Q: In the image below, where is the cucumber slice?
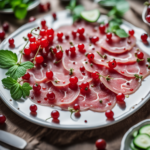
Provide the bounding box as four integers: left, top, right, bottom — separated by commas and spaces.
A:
133, 131, 138, 138
81, 9, 100, 23
134, 134, 150, 149
139, 125, 150, 136
130, 140, 140, 150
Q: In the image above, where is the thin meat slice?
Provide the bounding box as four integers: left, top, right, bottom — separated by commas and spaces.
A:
100, 34, 136, 54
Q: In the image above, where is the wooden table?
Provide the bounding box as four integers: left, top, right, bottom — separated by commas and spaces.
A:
0, 0, 149, 150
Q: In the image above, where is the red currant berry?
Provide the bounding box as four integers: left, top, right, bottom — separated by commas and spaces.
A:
95, 139, 106, 150
116, 93, 125, 103
51, 110, 59, 119
47, 35, 54, 43
106, 32, 112, 39
0, 30, 5, 40
33, 83, 41, 92
77, 27, 85, 35
52, 47, 57, 54
29, 42, 37, 51
80, 66, 85, 72
27, 33, 32, 39
24, 47, 31, 55
30, 104, 37, 112
47, 28, 54, 35
57, 32, 63, 40
148, 6, 150, 14
70, 46, 76, 53
22, 72, 30, 80
29, 36, 36, 42
105, 110, 114, 119
128, 29, 135, 36
141, 33, 148, 42
47, 2, 51, 10
88, 53, 94, 61
137, 51, 144, 59
41, 19, 46, 27
146, 14, 150, 23
2, 23, 9, 32
39, 3, 46, 12
65, 34, 69, 40
99, 24, 106, 33
52, 13, 57, 20
81, 82, 89, 90
72, 30, 77, 38
78, 43, 84, 52
70, 76, 78, 85
40, 38, 49, 48
73, 104, 80, 110
108, 59, 117, 68
0, 114, 6, 124
46, 71, 53, 79
65, 49, 69, 55
40, 29, 46, 36
29, 16, 36, 22
91, 36, 99, 44
47, 91, 55, 101
35, 55, 44, 64
91, 71, 99, 80
9, 38, 14, 45
55, 50, 63, 60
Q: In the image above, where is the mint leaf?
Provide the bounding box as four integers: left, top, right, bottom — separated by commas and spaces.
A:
115, 29, 129, 38
0, 50, 18, 69
70, 0, 76, 9
99, 0, 121, 7
20, 61, 34, 69
22, 82, 32, 98
2, 77, 17, 89
14, 3, 28, 19
73, 5, 84, 16
10, 83, 22, 100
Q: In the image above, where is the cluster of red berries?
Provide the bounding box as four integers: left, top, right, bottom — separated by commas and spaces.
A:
146, 5, 150, 23
39, 2, 51, 13
0, 22, 9, 41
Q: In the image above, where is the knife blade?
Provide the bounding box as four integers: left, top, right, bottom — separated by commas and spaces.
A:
0, 130, 27, 149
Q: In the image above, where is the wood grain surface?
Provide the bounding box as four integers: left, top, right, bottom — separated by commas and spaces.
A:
0, 0, 149, 150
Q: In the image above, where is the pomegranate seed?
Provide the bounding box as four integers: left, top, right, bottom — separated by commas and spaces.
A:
30, 104, 37, 112
27, 33, 32, 39
2, 23, 9, 32
70, 76, 78, 84
39, 3, 46, 12
108, 59, 117, 68
99, 24, 106, 33
141, 33, 148, 42
47, 35, 54, 43
46, 71, 53, 79
33, 83, 41, 92
37, 100, 41, 103
80, 66, 85, 72
73, 104, 80, 110
47, 2, 51, 10
137, 51, 144, 59
24, 47, 31, 55
105, 110, 114, 119
91, 71, 99, 80
87, 53, 94, 61
29, 36, 36, 42
47, 92, 55, 102
57, 32, 63, 41
22, 72, 30, 80
128, 29, 135, 36
47, 28, 54, 35
40, 29, 46, 36
95, 139, 106, 150
91, 36, 99, 44
0, 114, 6, 124
41, 19, 46, 27
106, 32, 112, 39
9, 38, 14, 45
55, 50, 63, 60
116, 93, 125, 103
29, 42, 37, 51
52, 13, 57, 20
0, 30, 5, 40
51, 110, 59, 119
77, 27, 85, 35
29, 16, 36, 22
146, 15, 150, 23
35, 55, 44, 64
72, 30, 77, 38
40, 38, 49, 48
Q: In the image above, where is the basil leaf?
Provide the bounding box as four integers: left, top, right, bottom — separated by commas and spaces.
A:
10, 83, 22, 100
115, 29, 129, 38
2, 77, 17, 89
22, 82, 32, 98
0, 50, 18, 69
14, 3, 28, 19
10, 0, 22, 8
108, 7, 117, 17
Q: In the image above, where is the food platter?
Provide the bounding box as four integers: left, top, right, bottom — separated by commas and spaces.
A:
0, 10, 150, 130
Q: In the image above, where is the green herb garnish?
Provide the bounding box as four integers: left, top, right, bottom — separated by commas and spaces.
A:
134, 74, 143, 80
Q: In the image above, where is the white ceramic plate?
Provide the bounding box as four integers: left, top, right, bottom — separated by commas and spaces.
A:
0, 11, 150, 130
0, 0, 40, 13
121, 119, 150, 150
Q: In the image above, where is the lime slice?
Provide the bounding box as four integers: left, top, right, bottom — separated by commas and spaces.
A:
81, 9, 100, 23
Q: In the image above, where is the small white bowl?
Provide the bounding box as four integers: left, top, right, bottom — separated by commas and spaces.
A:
120, 119, 150, 150
142, 6, 150, 26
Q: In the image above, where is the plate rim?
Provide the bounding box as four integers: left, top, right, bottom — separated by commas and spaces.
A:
0, 11, 150, 130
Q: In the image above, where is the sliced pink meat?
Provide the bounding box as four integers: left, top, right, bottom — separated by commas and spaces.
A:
100, 34, 136, 54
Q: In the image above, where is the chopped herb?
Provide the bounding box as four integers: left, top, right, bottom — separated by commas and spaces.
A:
148, 66, 150, 69
54, 80, 59, 83
91, 84, 94, 87
99, 74, 113, 81
136, 58, 144, 63
144, 1, 150, 6
97, 51, 107, 59
70, 68, 74, 75
54, 59, 62, 64
137, 48, 139, 51
69, 42, 74, 46
90, 63, 93, 67
134, 74, 143, 80
23, 37, 28, 41
85, 61, 88, 64
56, 45, 59, 49
60, 46, 63, 52
85, 53, 88, 57
50, 47, 55, 55
85, 87, 88, 91
99, 100, 103, 104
